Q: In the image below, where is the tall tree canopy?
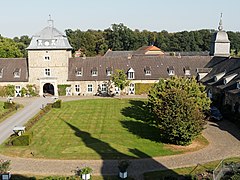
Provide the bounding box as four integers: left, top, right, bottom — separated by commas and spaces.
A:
2, 23, 240, 57
147, 77, 211, 145
0, 36, 24, 58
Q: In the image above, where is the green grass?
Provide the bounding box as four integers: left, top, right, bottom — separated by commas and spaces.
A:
144, 157, 240, 180
0, 101, 13, 123
0, 99, 182, 160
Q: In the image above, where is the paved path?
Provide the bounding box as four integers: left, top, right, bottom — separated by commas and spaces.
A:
0, 96, 240, 179
0, 97, 54, 144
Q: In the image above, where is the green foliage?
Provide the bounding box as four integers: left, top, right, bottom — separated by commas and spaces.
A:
0, 36, 23, 58
3, 102, 15, 109
148, 77, 210, 145
111, 69, 129, 91
25, 104, 52, 131
5, 85, 15, 97
21, 87, 27, 97
80, 167, 93, 175
0, 159, 11, 173
57, 84, 71, 96
52, 100, 62, 108
9, 133, 32, 146
135, 83, 154, 95
26, 84, 37, 96
0, 86, 7, 97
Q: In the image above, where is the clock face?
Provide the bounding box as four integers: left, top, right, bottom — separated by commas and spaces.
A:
44, 41, 50, 46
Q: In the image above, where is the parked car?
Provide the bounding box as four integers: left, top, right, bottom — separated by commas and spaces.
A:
210, 106, 223, 121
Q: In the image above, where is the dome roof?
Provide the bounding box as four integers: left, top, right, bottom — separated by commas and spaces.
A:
27, 23, 72, 50
212, 30, 230, 43
211, 14, 230, 43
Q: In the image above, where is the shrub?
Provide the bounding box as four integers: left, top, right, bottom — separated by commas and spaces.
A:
25, 104, 52, 131
0, 86, 7, 97
80, 167, 93, 175
3, 102, 15, 109
135, 83, 154, 95
58, 85, 71, 96
0, 159, 11, 174
5, 85, 15, 97
52, 100, 62, 108
9, 133, 32, 146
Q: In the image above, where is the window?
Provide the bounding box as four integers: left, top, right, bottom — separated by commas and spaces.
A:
87, 84, 93, 93
237, 82, 240, 89
75, 67, 82, 76
0, 68, 3, 78
144, 67, 151, 76
184, 66, 191, 76
127, 68, 135, 79
101, 83, 107, 93
13, 68, 21, 78
75, 84, 80, 92
106, 67, 113, 76
168, 66, 175, 76
91, 67, 98, 76
44, 56, 50, 61
44, 68, 51, 76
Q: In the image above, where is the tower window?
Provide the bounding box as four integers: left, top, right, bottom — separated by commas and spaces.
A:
44, 68, 51, 76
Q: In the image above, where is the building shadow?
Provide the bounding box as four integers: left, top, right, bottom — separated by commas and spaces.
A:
209, 119, 240, 141
64, 121, 184, 179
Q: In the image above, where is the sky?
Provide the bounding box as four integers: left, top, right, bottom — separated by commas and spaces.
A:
1, 0, 240, 38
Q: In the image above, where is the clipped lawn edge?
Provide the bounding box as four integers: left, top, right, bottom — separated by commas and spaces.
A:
144, 157, 240, 180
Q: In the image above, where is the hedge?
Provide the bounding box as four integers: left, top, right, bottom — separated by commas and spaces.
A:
9, 133, 33, 146
58, 84, 71, 96
135, 83, 155, 95
25, 104, 52, 131
52, 100, 61, 108
3, 102, 15, 109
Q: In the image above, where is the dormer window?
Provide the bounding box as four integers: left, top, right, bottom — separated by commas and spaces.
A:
223, 73, 238, 85
168, 66, 175, 76
91, 67, 98, 76
106, 67, 113, 76
214, 71, 226, 82
128, 68, 135, 79
237, 81, 240, 89
75, 67, 83, 77
0, 68, 3, 78
184, 66, 191, 76
13, 68, 21, 78
144, 66, 151, 76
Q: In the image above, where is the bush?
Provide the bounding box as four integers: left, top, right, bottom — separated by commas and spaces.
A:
9, 133, 32, 146
3, 102, 15, 109
0, 86, 7, 97
58, 85, 71, 96
52, 100, 62, 108
135, 83, 154, 95
0, 159, 11, 174
25, 104, 52, 131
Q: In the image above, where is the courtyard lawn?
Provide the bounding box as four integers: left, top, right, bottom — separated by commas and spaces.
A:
1, 99, 184, 159
0, 101, 11, 123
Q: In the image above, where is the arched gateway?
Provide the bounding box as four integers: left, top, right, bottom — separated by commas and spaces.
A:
43, 83, 54, 95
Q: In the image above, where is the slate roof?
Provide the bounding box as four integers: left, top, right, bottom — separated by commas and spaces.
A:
0, 58, 28, 82
104, 50, 134, 58
68, 56, 211, 81
27, 26, 72, 50
200, 57, 240, 95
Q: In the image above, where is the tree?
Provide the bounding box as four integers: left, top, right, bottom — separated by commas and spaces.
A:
0, 37, 23, 58
147, 76, 211, 145
111, 69, 129, 94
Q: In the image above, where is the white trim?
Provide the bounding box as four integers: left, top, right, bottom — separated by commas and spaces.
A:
87, 84, 93, 93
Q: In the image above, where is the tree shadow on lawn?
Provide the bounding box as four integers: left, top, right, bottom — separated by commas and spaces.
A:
64, 121, 182, 179
121, 100, 162, 142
